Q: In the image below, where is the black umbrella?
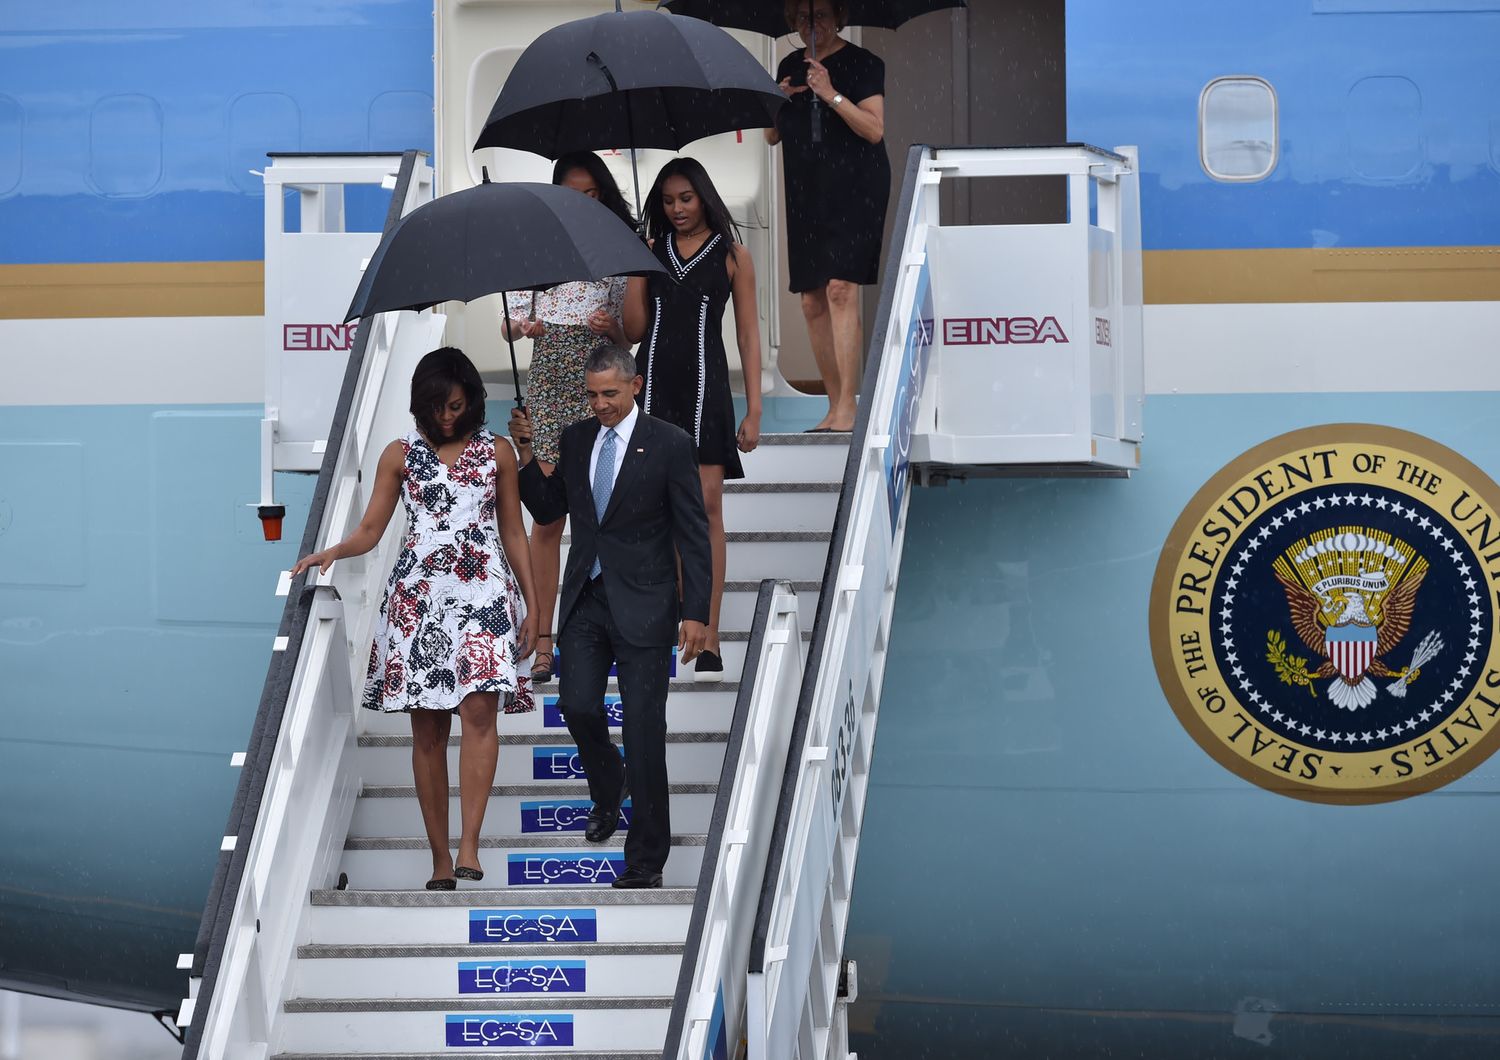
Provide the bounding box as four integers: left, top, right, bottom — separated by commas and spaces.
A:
345, 178, 665, 407
474, 6, 784, 218
656, 0, 965, 139
657, 0, 967, 35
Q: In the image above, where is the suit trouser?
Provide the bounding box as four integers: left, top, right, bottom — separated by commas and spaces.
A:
557, 576, 673, 873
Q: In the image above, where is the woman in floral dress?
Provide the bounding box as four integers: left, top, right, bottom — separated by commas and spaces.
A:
292, 347, 537, 890
505, 151, 633, 685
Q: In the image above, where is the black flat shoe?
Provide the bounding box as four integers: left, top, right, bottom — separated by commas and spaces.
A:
804, 426, 832, 433
454, 866, 484, 881
425, 877, 457, 891
693, 649, 724, 683
611, 866, 663, 889
585, 806, 621, 843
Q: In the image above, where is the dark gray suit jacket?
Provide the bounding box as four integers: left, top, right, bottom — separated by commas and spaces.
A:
518, 414, 711, 648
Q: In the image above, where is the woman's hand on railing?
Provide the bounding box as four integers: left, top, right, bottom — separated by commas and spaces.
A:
289, 548, 338, 578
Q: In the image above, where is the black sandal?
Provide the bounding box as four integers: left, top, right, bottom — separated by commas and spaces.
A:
531, 648, 555, 683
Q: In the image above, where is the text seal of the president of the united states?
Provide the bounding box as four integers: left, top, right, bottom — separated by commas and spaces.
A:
1150, 424, 1500, 803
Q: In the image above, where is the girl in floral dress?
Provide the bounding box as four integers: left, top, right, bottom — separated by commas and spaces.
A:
504, 151, 633, 685
292, 348, 537, 890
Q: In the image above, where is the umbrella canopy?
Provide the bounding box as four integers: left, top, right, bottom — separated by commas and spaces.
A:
474, 8, 784, 159
344, 181, 664, 322
656, 0, 966, 35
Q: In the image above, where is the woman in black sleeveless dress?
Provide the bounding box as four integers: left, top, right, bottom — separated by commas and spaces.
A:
766, 0, 890, 433
624, 158, 763, 681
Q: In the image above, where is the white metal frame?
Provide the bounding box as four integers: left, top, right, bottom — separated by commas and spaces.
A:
745, 147, 938, 1060
670, 583, 805, 1060
910, 144, 1143, 469
182, 161, 443, 1058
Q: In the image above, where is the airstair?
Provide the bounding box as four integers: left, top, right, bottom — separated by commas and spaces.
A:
178, 142, 1140, 1059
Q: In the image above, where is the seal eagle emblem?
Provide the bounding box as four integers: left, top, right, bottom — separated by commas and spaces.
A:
1271, 530, 1441, 711
1150, 425, 1500, 804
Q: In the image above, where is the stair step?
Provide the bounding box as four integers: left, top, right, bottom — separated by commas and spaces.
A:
277, 1053, 661, 1059
557, 533, 829, 581
736, 433, 849, 482
337, 841, 705, 891
276, 1002, 671, 1054
720, 484, 837, 530
298, 942, 682, 957
352, 732, 729, 786
343, 834, 709, 851
359, 687, 738, 735
292, 947, 683, 1000
722, 580, 819, 629
349, 788, 717, 838
305, 888, 693, 947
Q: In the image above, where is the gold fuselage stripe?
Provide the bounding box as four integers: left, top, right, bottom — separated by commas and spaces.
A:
1, 246, 1497, 320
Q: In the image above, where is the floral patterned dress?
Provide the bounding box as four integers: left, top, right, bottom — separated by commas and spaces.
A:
362, 428, 534, 714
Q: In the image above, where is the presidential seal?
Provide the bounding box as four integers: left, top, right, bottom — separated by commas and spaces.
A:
1149, 425, 1500, 803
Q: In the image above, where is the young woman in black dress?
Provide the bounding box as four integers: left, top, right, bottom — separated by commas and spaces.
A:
766, 0, 890, 433
623, 158, 762, 681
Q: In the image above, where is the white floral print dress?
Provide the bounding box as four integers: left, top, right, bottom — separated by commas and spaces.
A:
362, 428, 534, 714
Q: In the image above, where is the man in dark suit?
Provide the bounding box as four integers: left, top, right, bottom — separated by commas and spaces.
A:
511, 344, 710, 889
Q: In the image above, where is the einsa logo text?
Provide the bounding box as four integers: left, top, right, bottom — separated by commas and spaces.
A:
942, 316, 1069, 346
283, 323, 356, 351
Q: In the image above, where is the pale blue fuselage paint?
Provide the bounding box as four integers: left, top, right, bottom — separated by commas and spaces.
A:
846, 406, 1500, 1056
0, 405, 314, 1008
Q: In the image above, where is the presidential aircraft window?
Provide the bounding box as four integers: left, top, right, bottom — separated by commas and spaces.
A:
1199, 76, 1278, 182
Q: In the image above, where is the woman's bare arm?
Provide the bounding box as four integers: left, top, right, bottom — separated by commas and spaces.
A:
290, 440, 404, 575
623, 275, 650, 344
729, 244, 763, 452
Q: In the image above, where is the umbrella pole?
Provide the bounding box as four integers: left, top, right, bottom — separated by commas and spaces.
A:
809, 0, 822, 144
503, 296, 525, 417
626, 98, 644, 230
629, 145, 643, 230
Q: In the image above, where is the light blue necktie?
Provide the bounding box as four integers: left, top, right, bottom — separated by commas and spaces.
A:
590, 427, 617, 578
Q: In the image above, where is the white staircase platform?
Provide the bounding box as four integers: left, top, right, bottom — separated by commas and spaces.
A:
191, 405, 846, 1058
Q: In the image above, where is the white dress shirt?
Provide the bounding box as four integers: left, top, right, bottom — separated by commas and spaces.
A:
588, 403, 639, 499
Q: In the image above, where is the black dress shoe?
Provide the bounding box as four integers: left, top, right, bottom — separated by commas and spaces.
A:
611, 866, 663, 889
584, 806, 620, 843
425, 877, 457, 891
693, 649, 724, 683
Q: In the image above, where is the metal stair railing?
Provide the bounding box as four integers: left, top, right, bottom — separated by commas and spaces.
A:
179, 150, 437, 1060
662, 579, 805, 1060
745, 144, 937, 1060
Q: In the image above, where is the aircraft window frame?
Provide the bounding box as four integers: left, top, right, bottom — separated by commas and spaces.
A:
1198, 75, 1279, 183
